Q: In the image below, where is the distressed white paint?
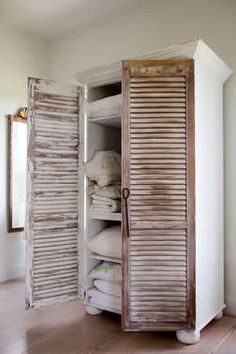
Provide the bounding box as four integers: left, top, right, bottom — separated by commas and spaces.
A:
26, 78, 80, 307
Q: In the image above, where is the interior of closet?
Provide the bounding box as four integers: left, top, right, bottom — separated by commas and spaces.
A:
83, 81, 122, 314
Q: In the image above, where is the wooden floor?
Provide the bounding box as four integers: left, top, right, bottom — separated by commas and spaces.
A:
0, 280, 236, 354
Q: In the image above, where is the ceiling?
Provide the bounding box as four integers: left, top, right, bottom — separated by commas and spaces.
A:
0, 0, 144, 39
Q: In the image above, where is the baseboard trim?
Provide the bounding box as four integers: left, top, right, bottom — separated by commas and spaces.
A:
224, 296, 236, 316
0, 277, 24, 285
0, 263, 25, 283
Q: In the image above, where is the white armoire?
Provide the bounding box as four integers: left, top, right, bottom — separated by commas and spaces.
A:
25, 39, 232, 344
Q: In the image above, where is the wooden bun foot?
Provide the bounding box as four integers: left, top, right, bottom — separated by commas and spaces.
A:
85, 305, 103, 315
214, 310, 223, 320
176, 329, 200, 344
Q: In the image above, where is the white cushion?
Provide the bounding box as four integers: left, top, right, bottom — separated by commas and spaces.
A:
87, 288, 121, 312
89, 261, 122, 282
94, 279, 121, 297
88, 225, 121, 259
85, 150, 121, 187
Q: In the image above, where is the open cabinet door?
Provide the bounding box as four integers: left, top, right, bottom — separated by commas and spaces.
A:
26, 78, 80, 308
122, 60, 195, 330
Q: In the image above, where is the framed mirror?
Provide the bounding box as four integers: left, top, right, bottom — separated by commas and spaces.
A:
8, 108, 27, 232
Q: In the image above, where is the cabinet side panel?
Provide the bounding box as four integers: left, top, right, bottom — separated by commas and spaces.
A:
195, 60, 224, 331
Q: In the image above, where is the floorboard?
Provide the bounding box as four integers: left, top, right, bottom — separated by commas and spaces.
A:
0, 280, 236, 354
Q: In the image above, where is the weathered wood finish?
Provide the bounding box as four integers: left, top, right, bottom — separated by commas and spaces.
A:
26, 78, 80, 307
122, 60, 195, 331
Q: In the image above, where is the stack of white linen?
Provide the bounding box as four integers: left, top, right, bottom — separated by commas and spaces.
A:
86, 151, 121, 214
89, 184, 121, 213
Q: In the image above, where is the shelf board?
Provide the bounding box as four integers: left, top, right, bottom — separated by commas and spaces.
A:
90, 212, 121, 221
85, 300, 121, 315
88, 114, 121, 128
89, 253, 121, 264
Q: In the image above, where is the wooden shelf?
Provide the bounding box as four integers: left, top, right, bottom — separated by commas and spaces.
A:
90, 212, 121, 221
88, 114, 121, 128
85, 300, 121, 315
89, 253, 121, 264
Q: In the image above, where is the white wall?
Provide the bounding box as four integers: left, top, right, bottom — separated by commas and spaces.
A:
0, 21, 48, 282
48, 0, 236, 315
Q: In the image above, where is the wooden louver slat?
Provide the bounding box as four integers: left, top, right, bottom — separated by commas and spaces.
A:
26, 78, 80, 308
122, 60, 195, 331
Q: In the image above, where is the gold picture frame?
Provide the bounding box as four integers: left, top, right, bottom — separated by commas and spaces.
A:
7, 107, 27, 232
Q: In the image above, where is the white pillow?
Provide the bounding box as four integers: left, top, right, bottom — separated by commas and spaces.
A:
94, 279, 121, 297
89, 261, 122, 282
87, 288, 121, 312
85, 150, 121, 187
88, 225, 121, 259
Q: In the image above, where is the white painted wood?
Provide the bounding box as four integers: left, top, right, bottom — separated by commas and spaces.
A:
80, 83, 122, 306
77, 62, 122, 87
194, 48, 231, 332
76, 39, 232, 87
214, 311, 224, 320
78, 83, 86, 298
26, 78, 80, 308
89, 114, 121, 128
176, 330, 200, 344
193, 40, 232, 83
90, 212, 122, 221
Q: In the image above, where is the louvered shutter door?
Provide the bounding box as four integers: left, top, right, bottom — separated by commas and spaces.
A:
122, 60, 195, 331
26, 78, 80, 307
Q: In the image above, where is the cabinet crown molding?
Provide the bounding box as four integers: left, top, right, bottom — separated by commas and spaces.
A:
76, 39, 232, 87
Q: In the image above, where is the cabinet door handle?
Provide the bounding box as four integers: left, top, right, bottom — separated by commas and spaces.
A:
122, 188, 130, 238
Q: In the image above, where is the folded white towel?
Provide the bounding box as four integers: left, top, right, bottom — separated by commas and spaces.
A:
90, 194, 121, 212
88, 183, 121, 199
